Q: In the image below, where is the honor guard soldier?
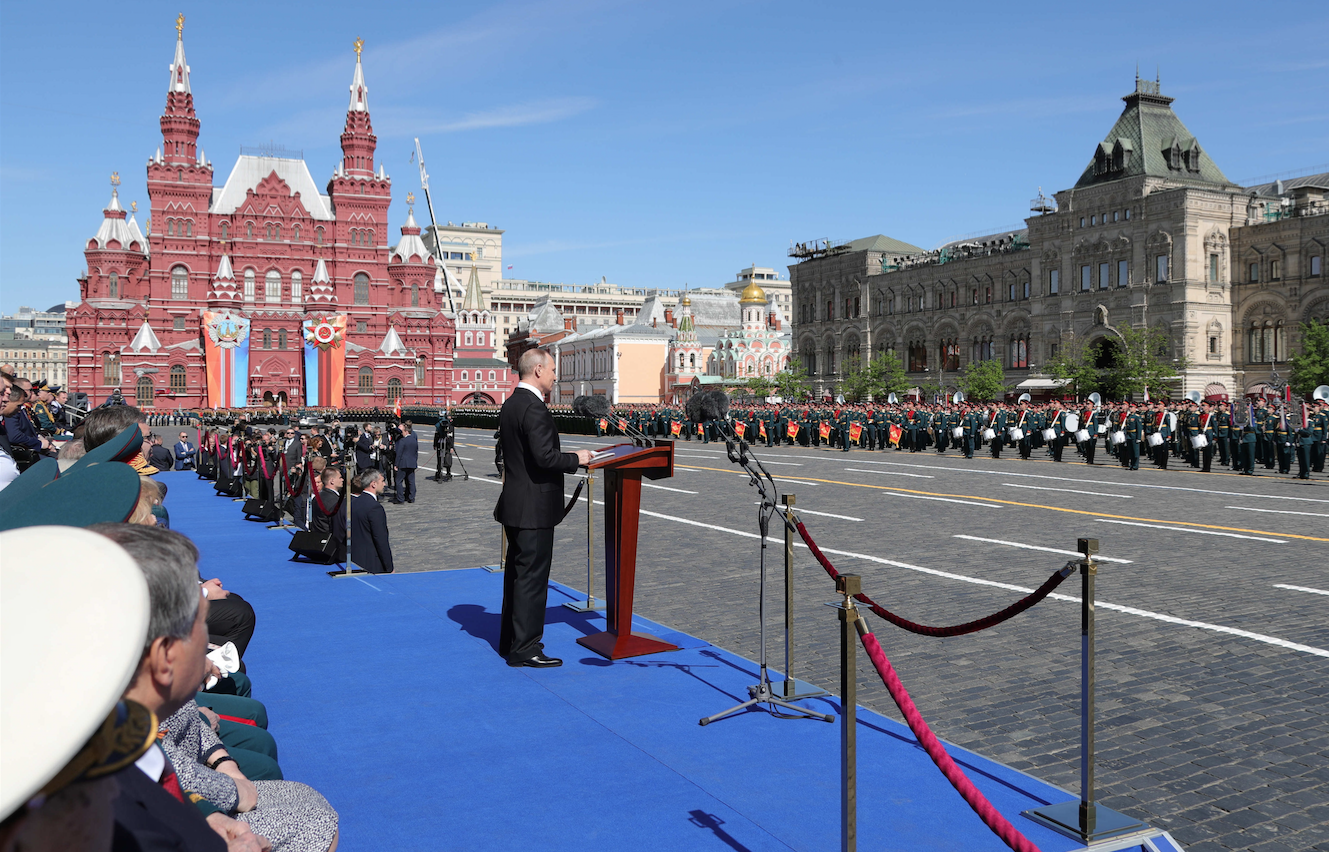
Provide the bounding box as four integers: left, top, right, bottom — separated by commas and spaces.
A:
1311, 398, 1328, 473
988, 405, 1007, 459
1122, 404, 1143, 470
1213, 403, 1231, 467
1149, 403, 1171, 469
1238, 424, 1258, 474
1197, 401, 1217, 472
1272, 410, 1293, 474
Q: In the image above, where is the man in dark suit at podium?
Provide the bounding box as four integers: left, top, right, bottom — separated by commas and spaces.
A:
494, 348, 592, 668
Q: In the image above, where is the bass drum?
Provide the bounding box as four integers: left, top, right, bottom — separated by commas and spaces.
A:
1167, 411, 1178, 432
1008, 428, 1025, 441
982, 428, 996, 441
1146, 433, 1164, 447
1109, 431, 1127, 445
1065, 414, 1080, 433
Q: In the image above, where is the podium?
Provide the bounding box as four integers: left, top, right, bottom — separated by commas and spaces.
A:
576, 440, 678, 660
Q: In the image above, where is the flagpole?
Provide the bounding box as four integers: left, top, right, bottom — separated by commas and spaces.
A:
414, 138, 459, 317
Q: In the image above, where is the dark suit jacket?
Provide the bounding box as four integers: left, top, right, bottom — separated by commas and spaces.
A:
112, 761, 226, 852
394, 433, 418, 468
148, 445, 174, 470
309, 487, 341, 536
494, 387, 580, 530
333, 491, 394, 573
354, 434, 376, 469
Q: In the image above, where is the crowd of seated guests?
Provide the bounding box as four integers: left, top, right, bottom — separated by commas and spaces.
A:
0, 396, 341, 851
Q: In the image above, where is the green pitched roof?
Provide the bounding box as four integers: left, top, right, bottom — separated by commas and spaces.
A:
1074, 80, 1234, 189
847, 234, 926, 255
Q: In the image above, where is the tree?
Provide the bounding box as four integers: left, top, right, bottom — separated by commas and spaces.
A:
771, 363, 812, 402
838, 356, 871, 402
1289, 319, 1329, 395
1046, 335, 1100, 397
744, 374, 775, 400
956, 358, 1007, 401
866, 351, 912, 399
1100, 326, 1187, 400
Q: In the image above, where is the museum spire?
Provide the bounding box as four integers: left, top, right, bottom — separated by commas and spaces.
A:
340, 38, 377, 178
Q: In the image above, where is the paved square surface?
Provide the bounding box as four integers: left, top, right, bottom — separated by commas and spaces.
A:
382, 425, 1329, 852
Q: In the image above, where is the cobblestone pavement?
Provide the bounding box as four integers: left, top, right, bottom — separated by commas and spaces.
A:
386, 425, 1329, 852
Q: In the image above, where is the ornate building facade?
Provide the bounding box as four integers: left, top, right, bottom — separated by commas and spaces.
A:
67, 26, 459, 409
791, 78, 1328, 400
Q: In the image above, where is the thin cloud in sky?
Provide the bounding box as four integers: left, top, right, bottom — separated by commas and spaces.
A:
385, 97, 600, 136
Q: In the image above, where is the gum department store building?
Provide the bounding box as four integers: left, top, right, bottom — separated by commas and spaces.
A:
790, 78, 1329, 401
66, 27, 514, 409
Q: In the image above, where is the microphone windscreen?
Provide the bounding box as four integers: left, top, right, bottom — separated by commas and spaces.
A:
706, 389, 731, 420
688, 389, 730, 423
574, 394, 612, 419
570, 395, 591, 416
685, 393, 706, 423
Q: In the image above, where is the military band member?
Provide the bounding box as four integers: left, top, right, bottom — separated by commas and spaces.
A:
1311, 399, 1327, 473
1080, 404, 1099, 465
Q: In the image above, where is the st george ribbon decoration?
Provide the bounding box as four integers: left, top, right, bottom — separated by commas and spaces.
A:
302, 314, 348, 408
202, 309, 251, 408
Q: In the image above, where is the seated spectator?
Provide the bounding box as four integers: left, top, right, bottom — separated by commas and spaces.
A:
55, 437, 85, 472
308, 468, 343, 537
95, 524, 337, 852
80, 404, 159, 475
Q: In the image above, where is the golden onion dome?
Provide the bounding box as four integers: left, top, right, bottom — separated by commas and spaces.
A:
739, 281, 766, 304
680, 294, 691, 306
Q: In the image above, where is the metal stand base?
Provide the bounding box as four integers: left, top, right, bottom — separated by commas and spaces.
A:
700, 677, 833, 726
781, 678, 828, 702
327, 565, 369, 578
563, 598, 606, 612
481, 565, 503, 573
267, 523, 297, 530
1023, 801, 1148, 844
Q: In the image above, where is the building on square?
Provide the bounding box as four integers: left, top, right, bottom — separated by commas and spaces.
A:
790, 77, 1329, 401
67, 26, 460, 409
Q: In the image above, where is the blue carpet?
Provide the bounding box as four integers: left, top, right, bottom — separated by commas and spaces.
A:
167, 474, 1162, 851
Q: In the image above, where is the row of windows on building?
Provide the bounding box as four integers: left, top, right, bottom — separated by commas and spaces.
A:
1078, 208, 1133, 228
119, 363, 454, 406
800, 332, 1033, 377
1242, 255, 1322, 283
153, 268, 400, 307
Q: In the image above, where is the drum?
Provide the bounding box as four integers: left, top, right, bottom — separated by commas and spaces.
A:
982, 428, 996, 441
1098, 424, 1109, 434
1065, 414, 1080, 433
952, 427, 965, 439
1008, 428, 1024, 441
1191, 434, 1209, 449
1075, 429, 1091, 442
1146, 433, 1163, 447
1041, 428, 1057, 441
1109, 431, 1126, 445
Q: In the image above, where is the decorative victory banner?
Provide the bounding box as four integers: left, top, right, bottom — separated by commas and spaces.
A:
302, 314, 347, 408
202, 310, 251, 408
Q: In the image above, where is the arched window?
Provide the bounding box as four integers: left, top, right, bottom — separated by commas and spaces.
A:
220, 222, 229, 240
465, 332, 473, 346
109, 272, 119, 299
278, 328, 287, 350
243, 269, 255, 301
411, 283, 419, 307
185, 220, 193, 237
170, 364, 186, 393
354, 273, 370, 305
316, 227, 324, 245
246, 222, 254, 239
293, 225, 301, 241
171, 265, 188, 300
689, 353, 695, 368
386, 378, 402, 402
102, 352, 120, 383
1248, 322, 1286, 363
261, 328, 272, 349
358, 367, 373, 395
415, 358, 426, 386
488, 370, 496, 381
290, 270, 302, 303
167, 219, 175, 236
460, 371, 469, 382
265, 270, 281, 302
135, 376, 154, 408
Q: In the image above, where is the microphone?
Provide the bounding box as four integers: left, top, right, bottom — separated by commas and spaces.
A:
573, 395, 651, 446
686, 389, 730, 424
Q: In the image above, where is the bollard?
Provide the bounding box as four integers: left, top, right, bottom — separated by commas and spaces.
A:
1026, 539, 1147, 843
834, 574, 861, 852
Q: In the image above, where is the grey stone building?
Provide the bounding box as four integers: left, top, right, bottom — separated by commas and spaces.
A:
790, 78, 1328, 400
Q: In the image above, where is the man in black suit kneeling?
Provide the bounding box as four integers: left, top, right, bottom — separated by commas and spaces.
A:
493, 348, 592, 668
334, 469, 395, 574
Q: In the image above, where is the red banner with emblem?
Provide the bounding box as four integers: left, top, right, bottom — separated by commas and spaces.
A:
670, 421, 682, 436
734, 422, 747, 438
819, 422, 831, 440
888, 424, 903, 446
787, 422, 800, 439
848, 422, 863, 444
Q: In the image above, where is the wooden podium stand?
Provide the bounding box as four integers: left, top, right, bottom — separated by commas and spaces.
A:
576, 440, 678, 660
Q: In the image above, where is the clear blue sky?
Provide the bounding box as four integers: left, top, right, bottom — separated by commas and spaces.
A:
2, 0, 1325, 315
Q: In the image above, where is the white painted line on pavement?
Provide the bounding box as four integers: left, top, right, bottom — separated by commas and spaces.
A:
1226, 506, 1329, 518
884, 493, 1002, 508
954, 535, 1132, 563
844, 458, 1329, 504
772, 477, 821, 487
1002, 483, 1132, 499
622, 507, 1328, 658
1274, 583, 1329, 597
756, 502, 862, 522
844, 468, 935, 479
1095, 519, 1286, 543
643, 483, 699, 494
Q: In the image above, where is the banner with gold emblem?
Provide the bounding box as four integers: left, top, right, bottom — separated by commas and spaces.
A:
302, 315, 347, 408
201, 309, 251, 408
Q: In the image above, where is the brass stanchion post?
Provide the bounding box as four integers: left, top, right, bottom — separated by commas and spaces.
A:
835, 574, 861, 852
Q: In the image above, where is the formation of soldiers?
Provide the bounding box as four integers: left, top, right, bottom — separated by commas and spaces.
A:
606, 396, 1329, 480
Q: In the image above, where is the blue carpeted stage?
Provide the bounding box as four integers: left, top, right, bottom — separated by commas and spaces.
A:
171, 475, 1176, 851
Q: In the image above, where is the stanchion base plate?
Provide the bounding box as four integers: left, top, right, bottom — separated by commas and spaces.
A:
563, 599, 606, 612
481, 565, 503, 573
327, 567, 370, 578
1023, 801, 1149, 844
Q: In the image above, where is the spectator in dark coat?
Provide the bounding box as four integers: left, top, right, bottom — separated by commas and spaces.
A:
146, 435, 174, 471
332, 470, 394, 574
391, 421, 418, 504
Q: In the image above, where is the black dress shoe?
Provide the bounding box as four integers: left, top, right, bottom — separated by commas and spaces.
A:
507, 654, 563, 668
387, 498, 404, 504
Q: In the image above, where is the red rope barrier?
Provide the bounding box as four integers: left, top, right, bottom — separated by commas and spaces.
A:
857, 627, 1042, 852
795, 520, 1070, 637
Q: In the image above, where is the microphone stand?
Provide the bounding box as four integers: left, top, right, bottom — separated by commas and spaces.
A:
700, 419, 833, 726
